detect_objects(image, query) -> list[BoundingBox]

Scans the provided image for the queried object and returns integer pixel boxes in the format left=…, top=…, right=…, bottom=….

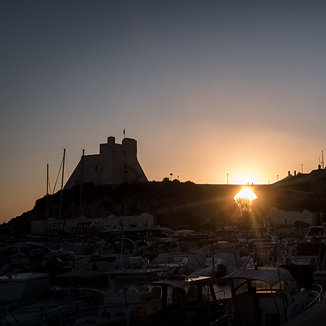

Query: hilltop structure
left=65, top=136, right=148, bottom=189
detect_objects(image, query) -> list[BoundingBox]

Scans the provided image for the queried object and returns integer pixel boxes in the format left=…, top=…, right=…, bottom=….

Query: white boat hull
left=0, top=272, right=50, bottom=302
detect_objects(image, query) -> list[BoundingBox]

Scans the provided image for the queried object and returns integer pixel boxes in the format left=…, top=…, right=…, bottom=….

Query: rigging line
left=48, top=177, right=53, bottom=195
left=53, top=158, right=63, bottom=193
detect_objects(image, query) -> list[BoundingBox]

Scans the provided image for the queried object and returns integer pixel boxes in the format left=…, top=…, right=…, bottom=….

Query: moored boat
left=0, top=272, right=50, bottom=303
left=221, top=266, right=323, bottom=326
left=131, top=274, right=230, bottom=326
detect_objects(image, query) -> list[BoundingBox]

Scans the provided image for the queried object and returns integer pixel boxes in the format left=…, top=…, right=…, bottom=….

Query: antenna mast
left=322, top=150, right=324, bottom=169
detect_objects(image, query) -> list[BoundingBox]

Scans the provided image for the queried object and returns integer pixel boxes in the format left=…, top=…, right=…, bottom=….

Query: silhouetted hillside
left=7, top=170, right=326, bottom=234
left=274, top=169, right=326, bottom=190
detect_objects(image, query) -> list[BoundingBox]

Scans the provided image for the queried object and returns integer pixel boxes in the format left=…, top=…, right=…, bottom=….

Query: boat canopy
left=153, top=275, right=213, bottom=288
left=222, top=267, right=295, bottom=287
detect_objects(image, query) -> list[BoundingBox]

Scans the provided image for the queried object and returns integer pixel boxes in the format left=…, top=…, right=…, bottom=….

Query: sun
left=234, top=187, right=257, bottom=201
left=234, top=187, right=257, bottom=212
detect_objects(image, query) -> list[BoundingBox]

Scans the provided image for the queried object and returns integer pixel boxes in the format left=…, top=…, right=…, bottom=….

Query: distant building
left=264, top=207, right=318, bottom=226
left=65, top=136, right=147, bottom=189
left=31, top=213, right=156, bottom=235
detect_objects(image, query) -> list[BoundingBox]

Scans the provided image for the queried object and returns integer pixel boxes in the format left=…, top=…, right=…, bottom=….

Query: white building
left=31, top=213, right=156, bottom=235
left=264, top=207, right=318, bottom=226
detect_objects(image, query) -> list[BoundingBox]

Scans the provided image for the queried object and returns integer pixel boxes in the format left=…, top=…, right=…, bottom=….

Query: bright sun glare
left=234, top=187, right=257, bottom=212
left=234, top=187, right=258, bottom=201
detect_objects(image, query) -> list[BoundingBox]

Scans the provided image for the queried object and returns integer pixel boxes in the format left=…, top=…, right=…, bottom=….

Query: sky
left=1, top=0, right=326, bottom=223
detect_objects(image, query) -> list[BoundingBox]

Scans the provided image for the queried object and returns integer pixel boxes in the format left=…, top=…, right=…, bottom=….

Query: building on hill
left=264, top=207, right=318, bottom=226
left=31, top=213, right=156, bottom=235
left=65, top=136, right=148, bottom=189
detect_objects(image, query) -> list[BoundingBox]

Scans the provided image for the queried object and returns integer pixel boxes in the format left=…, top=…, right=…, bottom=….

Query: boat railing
left=306, top=282, right=323, bottom=309
left=133, top=299, right=231, bottom=326
left=210, top=299, right=232, bottom=325
left=41, top=300, right=98, bottom=325
left=0, top=297, right=40, bottom=316
left=97, top=303, right=133, bottom=322
left=0, top=305, right=44, bottom=324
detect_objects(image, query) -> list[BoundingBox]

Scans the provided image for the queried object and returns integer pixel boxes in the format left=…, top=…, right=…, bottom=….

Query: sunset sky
left=2, top=0, right=326, bottom=223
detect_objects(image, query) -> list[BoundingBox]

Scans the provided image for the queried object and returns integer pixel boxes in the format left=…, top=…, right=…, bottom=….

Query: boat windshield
left=233, top=279, right=287, bottom=296
left=166, top=284, right=216, bottom=306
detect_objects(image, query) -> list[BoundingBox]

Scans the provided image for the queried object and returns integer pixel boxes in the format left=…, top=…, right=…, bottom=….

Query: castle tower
left=64, top=136, right=148, bottom=189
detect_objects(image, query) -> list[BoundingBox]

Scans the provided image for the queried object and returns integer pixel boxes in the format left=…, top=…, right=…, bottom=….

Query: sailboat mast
left=59, top=148, right=66, bottom=222
left=43, top=163, right=50, bottom=233
left=46, top=163, right=49, bottom=220
left=79, top=149, right=85, bottom=217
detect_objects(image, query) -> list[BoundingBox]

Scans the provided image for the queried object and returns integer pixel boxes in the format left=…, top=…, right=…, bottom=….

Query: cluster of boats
left=0, top=224, right=325, bottom=325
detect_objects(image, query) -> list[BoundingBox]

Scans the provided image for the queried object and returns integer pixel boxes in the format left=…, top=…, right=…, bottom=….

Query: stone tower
left=64, top=136, right=148, bottom=189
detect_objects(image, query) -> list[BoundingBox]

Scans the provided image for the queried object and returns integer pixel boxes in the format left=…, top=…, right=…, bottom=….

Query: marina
left=1, top=220, right=326, bottom=325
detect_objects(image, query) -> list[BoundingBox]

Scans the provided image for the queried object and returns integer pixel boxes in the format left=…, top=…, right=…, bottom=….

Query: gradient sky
left=2, top=0, right=326, bottom=223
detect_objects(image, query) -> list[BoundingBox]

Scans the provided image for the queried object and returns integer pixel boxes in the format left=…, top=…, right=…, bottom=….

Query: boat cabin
left=133, top=275, right=230, bottom=326
left=222, top=267, right=310, bottom=326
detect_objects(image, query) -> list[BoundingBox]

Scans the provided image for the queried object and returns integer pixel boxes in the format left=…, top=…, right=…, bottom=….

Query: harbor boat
left=252, top=240, right=280, bottom=267
left=221, top=266, right=323, bottom=326
left=0, top=242, right=63, bottom=276
left=149, top=252, right=207, bottom=276
left=0, top=272, right=50, bottom=303
left=0, top=288, right=103, bottom=326
left=305, top=225, right=326, bottom=242
left=196, top=248, right=247, bottom=277
left=279, top=242, right=326, bottom=287
left=69, top=266, right=167, bottom=325
left=313, top=253, right=326, bottom=283
left=88, top=237, right=148, bottom=269
left=131, top=274, right=230, bottom=326
left=71, top=269, right=230, bottom=326
left=98, top=267, right=167, bottom=324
